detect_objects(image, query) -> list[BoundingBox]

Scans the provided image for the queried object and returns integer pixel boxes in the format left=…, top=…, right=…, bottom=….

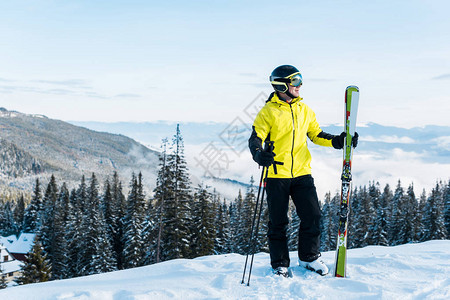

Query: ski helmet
left=269, top=65, right=303, bottom=94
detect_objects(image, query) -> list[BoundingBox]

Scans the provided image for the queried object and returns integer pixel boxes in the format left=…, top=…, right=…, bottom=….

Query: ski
left=334, top=86, right=359, bottom=278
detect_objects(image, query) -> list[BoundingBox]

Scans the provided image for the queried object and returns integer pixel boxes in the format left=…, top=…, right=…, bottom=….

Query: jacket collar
left=268, top=92, right=303, bottom=105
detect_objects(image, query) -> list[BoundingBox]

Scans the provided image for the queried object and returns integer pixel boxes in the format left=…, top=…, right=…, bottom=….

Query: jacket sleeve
left=249, top=106, right=272, bottom=158
left=306, top=108, right=334, bottom=147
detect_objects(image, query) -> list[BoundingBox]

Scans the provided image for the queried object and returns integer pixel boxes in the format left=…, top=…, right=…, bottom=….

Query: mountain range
left=70, top=119, right=450, bottom=198
left=0, top=108, right=159, bottom=198
left=0, top=107, right=448, bottom=201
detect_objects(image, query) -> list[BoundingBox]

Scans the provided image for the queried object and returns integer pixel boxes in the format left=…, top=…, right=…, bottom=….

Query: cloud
left=432, top=74, right=450, bottom=80
left=246, top=83, right=267, bottom=88
left=239, top=73, right=258, bottom=77
left=115, top=93, right=141, bottom=98
left=0, top=78, right=15, bottom=82
left=44, top=89, right=77, bottom=95
left=32, top=79, right=92, bottom=88
left=308, top=78, right=336, bottom=82
left=362, top=135, right=415, bottom=144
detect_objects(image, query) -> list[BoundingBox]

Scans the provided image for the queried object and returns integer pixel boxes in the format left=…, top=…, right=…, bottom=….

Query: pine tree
left=23, top=179, right=42, bottom=232
left=79, top=174, right=116, bottom=275
left=0, top=200, right=17, bottom=236
left=372, top=184, right=390, bottom=246
left=401, top=184, right=419, bottom=244
left=214, top=197, right=231, bottom=254
left=51, top=183, right=70, bottom=280
left=229, top=191, right=243, bottom=253
left=444, top=180, right=450, bottom=239
left=110, top=172, right=126, bottom=269
left=39, top=175, right=58, bottom=260
left=153, top=138, right=171, bottom=263
left=122, top=173, right=146, bottom=268
left=240, top=177, right=257, bottom=254
left=191, top=184, right=216, bottom=257
left=348, top=186, right=363, bottom=248
left=15, top=236, right=51, bottom=284
left=320, top=192, right=339, bottom=251
left=101, top=177, right=122, bottom=271
left=0, top=267, right=6, bottom=289
left=417, top=189, right=427, bottom=241
left=288, top=201, right=300, bottom=251
left=422, top=182, right=447, bottom=241
left=65, top=182, right=86, bottom=278
left=13, top=194, right=26, bottom=233
left=389, top=180, right=407, bottom=246
left=161, top=125, right=193, bottom=260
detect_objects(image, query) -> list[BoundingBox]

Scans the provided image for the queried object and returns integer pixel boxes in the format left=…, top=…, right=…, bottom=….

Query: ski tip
left=346, top=85, right=359, bottom=91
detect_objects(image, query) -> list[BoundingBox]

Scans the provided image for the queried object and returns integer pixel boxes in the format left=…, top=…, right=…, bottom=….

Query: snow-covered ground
left=1, top=240, right=449, bottom=300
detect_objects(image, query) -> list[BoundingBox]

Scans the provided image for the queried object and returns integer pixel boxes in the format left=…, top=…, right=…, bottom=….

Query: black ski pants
left=265, top=175, right=321, bottom=269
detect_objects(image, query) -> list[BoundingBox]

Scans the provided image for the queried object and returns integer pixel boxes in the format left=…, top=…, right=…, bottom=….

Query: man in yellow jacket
left=248, top=65, right=357, bottom=277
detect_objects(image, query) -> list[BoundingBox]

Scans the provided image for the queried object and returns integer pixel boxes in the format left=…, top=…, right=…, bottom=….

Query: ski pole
left=246, top=165, right=269, bottom=286
left=241, top=165, right=266, bottom=285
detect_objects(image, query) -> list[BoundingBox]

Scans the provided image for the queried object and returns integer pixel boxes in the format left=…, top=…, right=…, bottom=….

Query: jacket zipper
left=289, top=104, right=295, bottom=178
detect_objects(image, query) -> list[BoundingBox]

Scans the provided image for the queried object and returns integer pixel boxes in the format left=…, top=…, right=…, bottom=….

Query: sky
left=0, top=0, right=449, bottom=127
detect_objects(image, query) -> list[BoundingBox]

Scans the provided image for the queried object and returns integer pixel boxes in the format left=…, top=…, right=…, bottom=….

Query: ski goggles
left=271, top=73, right=303, bottom=92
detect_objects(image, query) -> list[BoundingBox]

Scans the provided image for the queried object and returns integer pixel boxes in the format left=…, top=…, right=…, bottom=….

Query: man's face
left=287, top=83, right=300, bottom=98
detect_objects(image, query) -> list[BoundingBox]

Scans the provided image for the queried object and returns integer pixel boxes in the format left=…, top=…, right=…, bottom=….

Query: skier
left=248, top=65, right=358, bottom=277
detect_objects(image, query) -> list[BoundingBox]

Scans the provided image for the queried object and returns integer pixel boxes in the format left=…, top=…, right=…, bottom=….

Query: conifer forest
left=0, top=127, right=449, bottom=284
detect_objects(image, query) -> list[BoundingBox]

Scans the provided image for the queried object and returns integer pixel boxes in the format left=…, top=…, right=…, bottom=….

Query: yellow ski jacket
left=249, top=92, right=335, bottom=178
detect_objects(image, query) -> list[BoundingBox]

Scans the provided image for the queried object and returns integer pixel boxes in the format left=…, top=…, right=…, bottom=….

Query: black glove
left=332, top=132, right=359, bottom=149
left=253, top=149, right=275, bottom=167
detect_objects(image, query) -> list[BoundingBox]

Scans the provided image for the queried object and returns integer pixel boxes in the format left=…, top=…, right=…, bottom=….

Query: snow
left=7, top=233, right=35, bottom=254
left=0, top=235, right=17, bottom=247
left=1, top=260, right=23, bottom=274
left=0, top=240, right=449, bottom=300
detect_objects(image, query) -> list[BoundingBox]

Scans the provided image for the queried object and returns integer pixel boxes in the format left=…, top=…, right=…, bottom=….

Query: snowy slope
left=1, top=240, right=449, bottom=300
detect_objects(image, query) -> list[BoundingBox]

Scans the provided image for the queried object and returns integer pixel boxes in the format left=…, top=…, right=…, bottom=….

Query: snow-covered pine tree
left=348, top=186, right=363, bottom=249
left=0, top=200, right=17, bottom=236
left=229, top=190, right=243, bottom=254
left=141, top=204, right=157, bottom=265
left=363, top=182, right=378, bottom=246
left=22, top=179, right=42, bottom=232
left=65, top=186, right=83, bottom=278
left=319, top=192, right=337, bottom=251
left=214, top=196, right=231, bottom=254
left=444, top=180, right=450, bottom=239
left=79, top=174, right=116, bottom=275
left=152, top=138, right=171, bottom=263
left=13, top=194, right=25, bottom=233
left=162, top=125, right=193, bottom=260
left=101, top=177, right=122, bottom=271
left=288, top=201, right=300, bottom=251
left=372, top=184, right=390, bottom=246
left=401, top=184, right=419, bottom=244
left=51, top=182, right=70, bottom=280
left=0, top=266, right=6, bottom=289
left=191, top=184, right=216, bottom=257
left=122, top=173, right=146, bottom=268
left=258, top=197, right=270, bottom=253
left=389, top=180, right=407, bottom=246
left=39, top=175, right=58, bottom=261
left=15, top=236, right=51, bottom=285
left=421, top=181, right=447, bottom=241
left=417, top=189, right=427, bottom=241
left=240, top=177, right=257, bottom=255
left=79, top=174, right=101, bottom=275
left=110, top=172, right=126, bottom=269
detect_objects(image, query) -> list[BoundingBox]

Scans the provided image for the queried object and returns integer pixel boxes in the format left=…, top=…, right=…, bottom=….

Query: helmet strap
left=285, top=90, right=296, bottom=100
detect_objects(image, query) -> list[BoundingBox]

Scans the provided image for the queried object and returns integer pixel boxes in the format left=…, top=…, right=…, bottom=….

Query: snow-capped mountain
left=0, top=108, right=159, bottom=195
left=0, top=240, right=448, bottom=299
